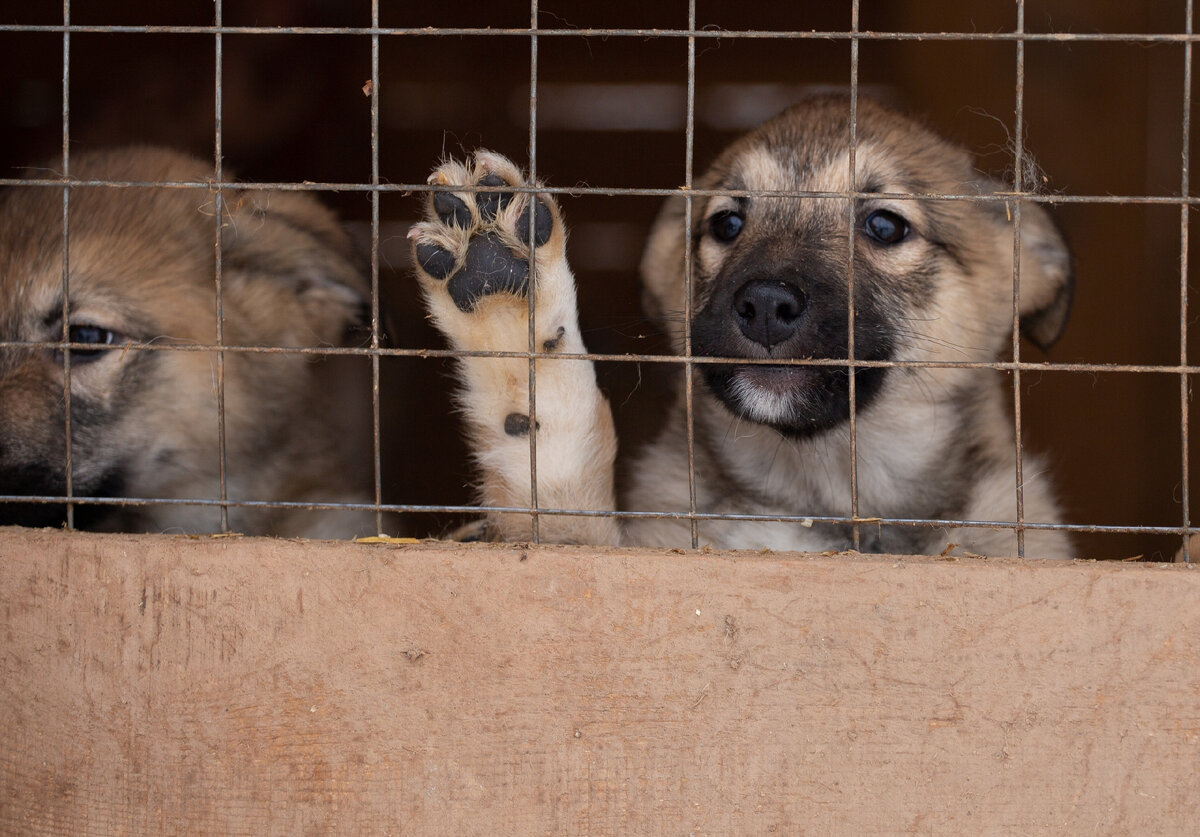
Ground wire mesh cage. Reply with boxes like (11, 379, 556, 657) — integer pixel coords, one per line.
(0, 0, 1195, 560)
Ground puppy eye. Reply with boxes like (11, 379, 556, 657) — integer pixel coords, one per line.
(67, 324, 117, 359)
(709, 210, 744, 243)
(863, 209, 910, 245)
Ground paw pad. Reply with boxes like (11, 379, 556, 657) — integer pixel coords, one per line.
(542, 325, 566, 352)
(433, 191, 472, 228)
(447, 233, 530, 312)
(504, 412, 537, 437)
(516, 199, 553, 247)
(477, 174, 513, 221)
(416, 241, 457, 280)
(414, 154, 558, 313)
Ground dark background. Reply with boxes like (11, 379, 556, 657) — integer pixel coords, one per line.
(1, 1, 1195, 559)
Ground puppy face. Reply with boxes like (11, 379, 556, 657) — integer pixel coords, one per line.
(640, 95, 1072, 438)
(0, 147, 368, 529)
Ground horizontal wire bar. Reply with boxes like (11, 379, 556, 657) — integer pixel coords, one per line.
(3, 340, 1198, 376)
(3, 176, 1198, 206)
(0, 24, 1197, 44)
(1, 492, 1189, 540)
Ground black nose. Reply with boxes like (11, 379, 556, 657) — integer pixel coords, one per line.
(732, 279, 807, 349)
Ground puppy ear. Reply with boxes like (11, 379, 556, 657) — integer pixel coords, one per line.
(638, 193, 688, 327)
(1012, 200, 1074, 351)
(221, 189, 370, 347)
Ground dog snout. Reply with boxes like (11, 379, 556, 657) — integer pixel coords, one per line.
(732, 278, 807, 350)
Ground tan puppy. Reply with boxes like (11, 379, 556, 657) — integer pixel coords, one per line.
(0, 147, 379, 538)
(410, 95, 1074, 557)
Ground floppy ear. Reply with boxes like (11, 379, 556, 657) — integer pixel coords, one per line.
(221, 188, 370, 347)
(1012, 199, 1074, 351)
(638, 193, 688, 329)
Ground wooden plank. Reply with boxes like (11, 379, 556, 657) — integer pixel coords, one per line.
(1, 527, 1198, 834)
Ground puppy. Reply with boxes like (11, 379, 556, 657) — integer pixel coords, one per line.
(410, 94, 1074, 557)
(0, 147, 381, 538)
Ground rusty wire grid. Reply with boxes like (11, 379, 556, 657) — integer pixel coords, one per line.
(0, 1, 1195, 559)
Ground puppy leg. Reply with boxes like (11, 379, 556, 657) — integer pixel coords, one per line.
(410, 151, 619, 544)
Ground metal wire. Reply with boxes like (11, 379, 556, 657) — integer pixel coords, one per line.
(8, 339, 1200, 376)
(57, 0, 74, 530)
(1179, 0, 1194, 562)
(2, 4, 1194, 556)
(846, 0, 862, 552)
(369, 0, 385, 537)
(526, 0, 542, 543)
(1011, 0, 1028, 558)
(684, 0, 699, 549)
(213, 0, 230, 533)
(4, 177, 1196, 205)
(0, 490, 1192, 542)
(2, 24, 1198, 44)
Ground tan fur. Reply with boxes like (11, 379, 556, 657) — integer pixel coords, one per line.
(0, 147, 380, 538)
(413, 95, 1074, 558)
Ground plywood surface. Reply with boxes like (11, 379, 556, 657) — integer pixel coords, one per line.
(1, 527, 1198, 834)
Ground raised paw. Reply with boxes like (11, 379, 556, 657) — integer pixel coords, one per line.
(409, 151, 559, 314)
(406, 151, 618, 547)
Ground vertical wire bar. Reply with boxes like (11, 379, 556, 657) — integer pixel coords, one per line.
(526, 0, 541, 542)
(370, 0, 384, 535)
(59, 0, 74, 530)
(847, 0, 861, 551)
(1179, 0, 1193, 561)
(1010, 0, 1028, 557)
(684, 0, 699, 548)
(213, 0, 230, 532)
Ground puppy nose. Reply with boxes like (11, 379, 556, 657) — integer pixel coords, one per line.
(732, 279, 807, 349)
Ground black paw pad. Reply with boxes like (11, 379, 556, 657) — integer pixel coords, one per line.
(447, 232, 530, 311)
(515, 198, 553, 247)
(504, 412, 537, 437)
(542, 325, 566, 352)
(476, 174, 514, 221)
(416, 241, 457, 280)
(433, 191, 472, 228)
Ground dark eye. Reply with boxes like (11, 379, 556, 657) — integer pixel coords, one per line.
(67, 324, 116, 359)
(863, 209, 910, 245)
(709, 210, 744, 243)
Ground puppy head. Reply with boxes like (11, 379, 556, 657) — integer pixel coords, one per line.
(640, 94, 1072, 437)
(0, 147, 369, 526)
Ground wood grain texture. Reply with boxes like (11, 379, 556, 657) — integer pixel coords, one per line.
(1, 527, 1198, 834)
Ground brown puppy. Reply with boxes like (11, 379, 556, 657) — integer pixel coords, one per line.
(410, 95, 1074, 557)
(0, 147, 380, 537)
